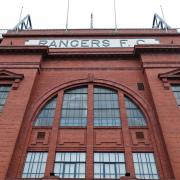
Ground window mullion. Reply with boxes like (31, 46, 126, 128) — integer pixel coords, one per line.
(133, 153, 159, 179)
(45, 91, 64, 177)
(54, 152, 85, 178)
(86, 83, 94, 179)
(22, 152, 48, 178)
(118, 91, 135, 177)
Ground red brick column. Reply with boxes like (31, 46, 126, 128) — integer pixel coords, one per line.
(1, 68, 39, 179)
(119, 92, 135, 177)
(45, 91, 64, 177)
(86, 83, 94, 179)
(144, 68, 179, 179)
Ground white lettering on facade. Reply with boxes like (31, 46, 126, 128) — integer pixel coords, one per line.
(25, 38, 160, 48)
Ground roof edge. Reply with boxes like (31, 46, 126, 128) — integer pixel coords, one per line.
(0, 46, 49, 55)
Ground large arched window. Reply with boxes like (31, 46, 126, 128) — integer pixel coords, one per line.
(26, 85, 157, 180)
(125, 96, 147, 127)
(34, 97, 57, 126)
(33, 85, 147, 127)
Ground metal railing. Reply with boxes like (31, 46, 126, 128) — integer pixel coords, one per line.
(152, 13, 171, 31)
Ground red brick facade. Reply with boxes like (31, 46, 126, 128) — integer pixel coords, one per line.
(0, 29, 180, 180)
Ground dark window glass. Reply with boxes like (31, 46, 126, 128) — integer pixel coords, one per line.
(0, 85, 11, 112)
(125, 97, 147, 127)
(94, 86, 121, 126)
(60, 87, 87, 126)
(34, 97, 57, 126)
(172, 85, 180, 108)
(133, 153, 159, 179)
(137, 83, 145, 91)
(94, 153, 126, 179)
(54, 152, 86, 179)
(22, 152, 48, 178)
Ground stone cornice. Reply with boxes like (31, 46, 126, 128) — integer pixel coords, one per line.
(134, 44, 180, 55)
(0, 69, 24, 80)
(0, 69, 24, 90)
(1, 45, 180, 59)
(46, 45, 180, 58)
(158, 68, 180, 80)
(3, 29, 179, 38)
(0, 46, 48, 55)
(46, 50, 134, 59)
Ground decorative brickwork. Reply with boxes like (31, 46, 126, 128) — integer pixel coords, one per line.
(1, 29, 179, 180)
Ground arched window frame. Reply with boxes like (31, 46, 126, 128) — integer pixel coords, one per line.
(33, 95, 57, 127)
(60, 86, 88, 127)
(124, 95, 147, 127)
(32, 83, 149, 128)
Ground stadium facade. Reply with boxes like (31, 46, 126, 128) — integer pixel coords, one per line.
(0, 28, 180, 180)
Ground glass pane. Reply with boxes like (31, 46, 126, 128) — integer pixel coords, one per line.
(71, 153, 77, 162)
(58, 163, 64, 174)
(153, 175, 159, 179)
(103, 153, 109, 162)
(79, 173, 85, 178)
(119, 164, 126, 175)
(133, 153, 159, 179)
(141, 153, 146, 162)
(80, 153, 86, 162)
(0, 98, 7, 104)
(134, 163, 140, 174)
(109, 153, 115, 162)
(94, 153, 126, 179)
(94, 163, 100, 173)
(94, 174, 101, 179)
(55, 153, 62, 161)
(142, 163, 149, 174)
(54, 152, 86, 179)
(118, 153, 125, 162)
(144, 174, 151, 179)
(42, 153, 48, 162)
(23, 163, 30, 173)
(22, 152, 47, 178)
(65, 153, 71, 162)
(171, 85, 180, 107)
(105, 163, 110, 175)
(94, 153, 100, 162)
(0, 85, 11, 111)
(148, 153, 155, 162)
(125, 97, 147, 127)
(79, 163, 85, 173)
(133, 153, 138, 162)
(26, 153, 32, 162)
(69, 163, 75, 173)
(30, 174, 36, 178)
(31, 163, 38, 173)
(151, 163, 158, 174)
(54, 163, 60, 174)
(109, 164, 115, 177)
(94, 86, 121, 127)
(34, 153, 40, 162)
(40, 163, 46, 173)
(60, 87, 87, 126)
(64, 164, 70, 174)
(34, 97, 57, 126)
(172, 85, 180, 91)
